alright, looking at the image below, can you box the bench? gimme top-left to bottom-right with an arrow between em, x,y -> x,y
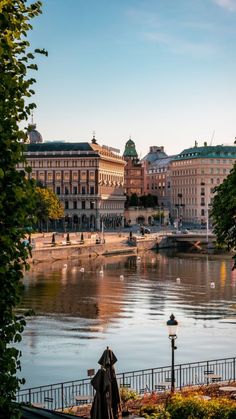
204,370 -> 222,383
75,394 -> 94,405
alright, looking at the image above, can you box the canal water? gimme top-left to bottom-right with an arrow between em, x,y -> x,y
18,251 -> 236,389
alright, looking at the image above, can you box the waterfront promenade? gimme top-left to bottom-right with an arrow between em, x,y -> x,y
17,356 -> 236,412
28,230 -> 217,263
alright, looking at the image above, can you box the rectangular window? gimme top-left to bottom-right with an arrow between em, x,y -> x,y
82,186 -> 86,195
90,186 -> 95,195
64,171 -> 70,181
56,186 -> 61,195
73,201 -> 77,209
89,171 -> 95,180
82,200 -> 86,209
65,200 -> 69,209
56,172 -> 61,181
81,171 -> 87,181
72,172 -> 78,181
65,186 -> 69,195
90,201 -> 95,209
73,186 -> 77,195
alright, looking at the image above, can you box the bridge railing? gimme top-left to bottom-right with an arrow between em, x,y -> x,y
16,356 -> 236,411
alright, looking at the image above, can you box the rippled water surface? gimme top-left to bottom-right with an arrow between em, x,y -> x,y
18,251 -> 236,388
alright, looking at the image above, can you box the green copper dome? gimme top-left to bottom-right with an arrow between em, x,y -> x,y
123,138 -> 138,158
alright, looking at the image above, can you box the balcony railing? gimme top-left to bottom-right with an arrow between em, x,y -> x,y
16,356 -> 236,411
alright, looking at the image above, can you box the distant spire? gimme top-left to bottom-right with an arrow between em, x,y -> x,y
92,130 -> 97,144
29,112 -> 36,129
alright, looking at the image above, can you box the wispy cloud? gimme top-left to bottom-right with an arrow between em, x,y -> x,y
213,0 -> 236,11
144,32 -> 218,57
125,8 -> 160,27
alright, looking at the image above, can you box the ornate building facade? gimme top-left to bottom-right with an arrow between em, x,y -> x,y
142,146 -> 175,208
123,138 -> 144,197
22,136 -> 126,230
170,142 -> 236,226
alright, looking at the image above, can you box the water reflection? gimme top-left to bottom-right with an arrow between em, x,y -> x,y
19,252 -> 236,388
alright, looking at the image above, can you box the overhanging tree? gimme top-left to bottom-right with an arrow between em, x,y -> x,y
0,1 -> 45,417
211,162 -> 236,269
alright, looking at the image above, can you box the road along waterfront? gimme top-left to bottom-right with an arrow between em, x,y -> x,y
17,251 -> 236,389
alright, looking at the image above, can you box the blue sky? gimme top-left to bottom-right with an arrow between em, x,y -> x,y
28,0 -> 236,156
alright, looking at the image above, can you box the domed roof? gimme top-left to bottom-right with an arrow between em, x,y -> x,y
123,138 -> 138,158
27,123 -> 43,144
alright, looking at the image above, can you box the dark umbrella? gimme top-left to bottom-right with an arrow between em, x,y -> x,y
90,347 -> 121,419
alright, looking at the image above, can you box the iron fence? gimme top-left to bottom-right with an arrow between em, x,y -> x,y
16,356 -> 236,411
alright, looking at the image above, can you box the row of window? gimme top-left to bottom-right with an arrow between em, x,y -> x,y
28,159 -> 98,168
31,170 -> 123,184
148,167 -> 167,174
147,183 -> 165,190
173,157 -> 235,166
172,167 -> 231,176
173,177 -> 222,186
99,173 -> 123,183
56,186 -> 95,195
148,174 -> 166,180
64,200 -> 123,210
31,170 -> 95,182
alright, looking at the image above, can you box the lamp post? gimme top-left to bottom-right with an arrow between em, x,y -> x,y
166,314 -> 178,392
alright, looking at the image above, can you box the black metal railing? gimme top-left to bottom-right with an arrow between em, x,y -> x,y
16,356 -> 236,411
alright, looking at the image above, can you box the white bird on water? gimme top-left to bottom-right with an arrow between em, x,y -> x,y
137,256 -> 141,262
120,275 -> 124,280
99,270 -> 104,276
210,281 -> 215,288
80,267 -> 85,273
176,277 -> 181,283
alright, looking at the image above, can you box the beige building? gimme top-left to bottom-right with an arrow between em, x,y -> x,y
22,136 -> 126,231
170,142 -> 236,227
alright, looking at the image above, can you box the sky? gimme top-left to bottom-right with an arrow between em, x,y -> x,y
28,0 -> 236,157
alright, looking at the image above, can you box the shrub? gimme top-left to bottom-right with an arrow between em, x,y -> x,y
119,387 -> 139,403
166,394 -> 236,419
140,404 -> 171,419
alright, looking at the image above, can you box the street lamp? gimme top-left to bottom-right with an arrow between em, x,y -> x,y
166,314 -> 178,392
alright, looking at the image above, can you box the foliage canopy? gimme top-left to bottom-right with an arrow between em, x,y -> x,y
35,186 -> 64,223
211,163 -> 236,268
0,1 -> 45,417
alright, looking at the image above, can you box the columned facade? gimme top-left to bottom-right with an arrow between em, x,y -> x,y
22,141 -> 126,231
170,143 -> 236,227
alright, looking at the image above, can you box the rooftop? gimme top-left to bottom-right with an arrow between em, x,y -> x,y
26,142 -> 93,152
174,144 -> 236,160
